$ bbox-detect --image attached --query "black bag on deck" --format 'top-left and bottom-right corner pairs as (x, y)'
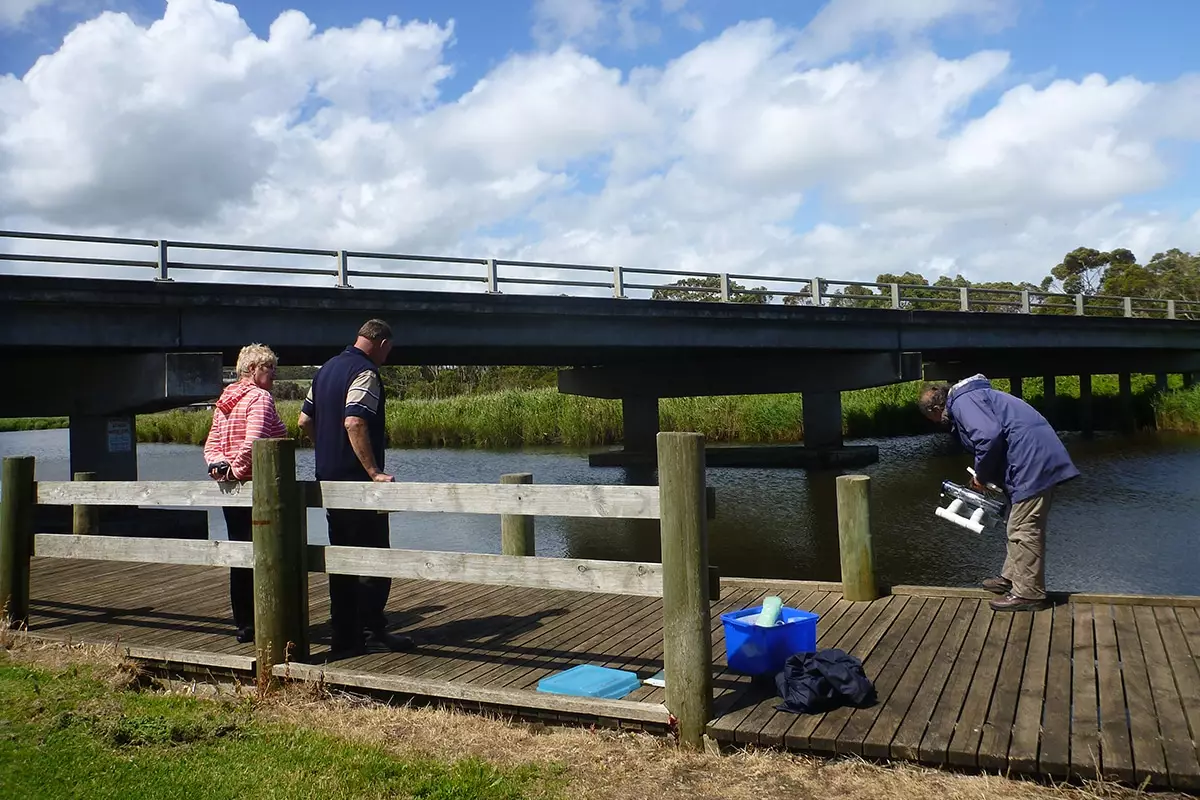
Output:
(774, 648), (877, 714)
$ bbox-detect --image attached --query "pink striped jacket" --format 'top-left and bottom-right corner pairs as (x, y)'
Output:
(202, 380), (286, 480)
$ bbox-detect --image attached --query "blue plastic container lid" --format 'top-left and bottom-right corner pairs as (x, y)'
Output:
(536, 664), (641, 700)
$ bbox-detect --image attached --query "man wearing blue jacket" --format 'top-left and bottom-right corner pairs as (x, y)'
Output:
(919, 375), (1080, 611)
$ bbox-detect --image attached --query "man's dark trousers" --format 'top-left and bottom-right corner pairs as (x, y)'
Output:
(327, 508), (392, 651)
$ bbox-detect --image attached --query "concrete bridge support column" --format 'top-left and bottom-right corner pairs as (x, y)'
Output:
(1119, 373), (1135, 433)
(1079, 374), (1094, 438)
(1042, 376), (1057, 428)
(1185, 373), (1196, 389)
(1009, 377), (1024, 401)
(68, 414), (138, 481)
(621, 397), (660, 456)
(802, 391), (843, 449)
(1156, 373), (1170, 394)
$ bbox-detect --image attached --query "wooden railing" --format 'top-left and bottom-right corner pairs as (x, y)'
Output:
(0, 434), (717, 747)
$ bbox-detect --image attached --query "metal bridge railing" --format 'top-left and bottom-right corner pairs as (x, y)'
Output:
(2, 228), (1197, 320)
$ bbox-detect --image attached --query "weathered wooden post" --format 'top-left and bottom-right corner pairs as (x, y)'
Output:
(656, 432), (712, 749)
(836, 474), (877, 602)
(251, 438), (308, 679)
(500, 473), (534, 557)
(72, 472), (98, 535)
(0, 456), (36, 628)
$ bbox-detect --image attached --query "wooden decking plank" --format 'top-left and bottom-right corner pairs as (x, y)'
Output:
(1069, 605), (1100, 780)
(401, 585), (602, 681)
(977, 610), (1034, 771)
(946, 610), (1012, 767)
(645, 585), (768, 704)
(1093, 604), (1135, 784)
(840, 598), (946, 756)
(1176, 607), (1200, 659)
(379, 584), (598, 679)
(1007, 605), (1053, 774)
(342, 581), (556, 675)
(858, 598), (961, 759)
(1154, 606), (1200, 790)
(740, 594), (870, 746)
(807, 597), (925, 754)
(890, 599), (979, 762)
(703, 588), (818, 737)
(918, 602), (994, 765)
(727, 591), (843, 744)
(782, 595), (906, 751)
(1037, 604), (1073, 778)
(1112, 604), (1168, 786)
(1134, 605), (1200, 791)
(491, 593), (653, 690)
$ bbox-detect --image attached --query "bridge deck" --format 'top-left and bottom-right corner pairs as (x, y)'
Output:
(23, 557), (1200, 792)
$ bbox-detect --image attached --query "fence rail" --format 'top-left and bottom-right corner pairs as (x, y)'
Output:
(3, 229), (1198, 320)
(1, 436), (717, 747)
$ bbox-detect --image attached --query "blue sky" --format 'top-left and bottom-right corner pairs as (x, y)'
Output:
(2, 0), (1198, 285)
(6, 1), (1199, 91)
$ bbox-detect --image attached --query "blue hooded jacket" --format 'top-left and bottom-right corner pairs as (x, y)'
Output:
(945, 375), (1080, 504)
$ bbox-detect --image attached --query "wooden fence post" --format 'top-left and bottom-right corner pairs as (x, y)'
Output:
(500, 473), (535, 556)
(0, 456), (36, 628)
(251, 438), (308, 678)
(836, 474), (877, 601)
(72, 472), (98, 535)
(656, 432), (712, 749)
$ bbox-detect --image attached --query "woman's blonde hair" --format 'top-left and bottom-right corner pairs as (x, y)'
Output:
(236, 343), (278, 376)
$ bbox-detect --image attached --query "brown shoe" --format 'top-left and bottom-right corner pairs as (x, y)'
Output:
(989, 593), (1049, 612)
(981, 576), (1012, 595)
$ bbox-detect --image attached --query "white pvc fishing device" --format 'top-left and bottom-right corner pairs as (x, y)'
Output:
(934, 468), (1008, 534)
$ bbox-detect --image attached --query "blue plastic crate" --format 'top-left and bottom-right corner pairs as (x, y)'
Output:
(536, 664), (641, 699)
(721, 605), (819, 675)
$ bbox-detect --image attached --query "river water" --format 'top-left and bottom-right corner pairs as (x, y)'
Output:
(2, 429), (1198, 596)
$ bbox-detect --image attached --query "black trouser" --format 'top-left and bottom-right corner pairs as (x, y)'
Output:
(223, 506), (254, 632)
(327, 509), (392, 650)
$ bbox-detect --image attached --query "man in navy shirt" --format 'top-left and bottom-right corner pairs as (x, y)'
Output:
(300, 319), (412, 655)
(919, 375), (1080, 612)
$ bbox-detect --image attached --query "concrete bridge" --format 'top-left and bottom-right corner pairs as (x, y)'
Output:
(3, 229), (1200, 481)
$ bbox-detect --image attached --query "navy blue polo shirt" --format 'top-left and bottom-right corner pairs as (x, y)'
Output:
(302, 346), (386, 482)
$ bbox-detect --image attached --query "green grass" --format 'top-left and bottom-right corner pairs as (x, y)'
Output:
(5, 376), (1198, 448)
(1155, 383), (1200, 434)
(0, 659), (558, 800)
(0, 416), (68, 432)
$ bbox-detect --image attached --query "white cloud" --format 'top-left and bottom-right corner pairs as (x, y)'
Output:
(795, 0), (1017, 64)
(0, 0), (55, 29)
(2, 0), (1199, 295)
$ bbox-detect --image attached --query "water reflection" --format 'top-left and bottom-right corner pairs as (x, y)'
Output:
(2, 428), (1197, 595)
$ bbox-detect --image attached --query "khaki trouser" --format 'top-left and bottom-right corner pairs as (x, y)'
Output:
(1002, 490), (1053, 600)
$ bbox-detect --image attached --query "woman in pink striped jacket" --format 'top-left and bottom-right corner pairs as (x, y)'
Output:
(203, 343), (287, 643)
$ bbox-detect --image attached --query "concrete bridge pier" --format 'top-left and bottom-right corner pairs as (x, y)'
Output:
(562, 351), (922, 469)
(801, 390), (844, 449)
(1079, 374), (1094, 437)
(68, 414), (138, 480)
(1186, 373), (1196, 389)
(1118, 372), (1135, 432)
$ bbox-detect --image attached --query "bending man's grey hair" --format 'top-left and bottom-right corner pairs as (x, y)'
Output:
(918, 382), (951, 415)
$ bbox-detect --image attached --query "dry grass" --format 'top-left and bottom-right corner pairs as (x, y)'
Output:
(2, 636), (1181, 800)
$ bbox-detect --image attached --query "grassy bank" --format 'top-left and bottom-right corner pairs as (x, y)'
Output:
(0, 639), (1166, 800)
(7, 377), (1199, 447)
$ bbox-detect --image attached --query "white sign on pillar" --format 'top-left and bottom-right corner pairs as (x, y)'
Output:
(106, 418), (132, 453)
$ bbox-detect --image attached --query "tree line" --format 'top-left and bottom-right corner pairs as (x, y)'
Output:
(650, 247), (1200, 318)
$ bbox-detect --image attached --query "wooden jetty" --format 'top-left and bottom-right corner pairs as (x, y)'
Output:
(3, 440), (1199, 792)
